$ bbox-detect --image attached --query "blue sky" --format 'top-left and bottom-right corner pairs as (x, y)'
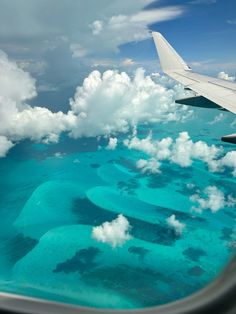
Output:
(121, 0), (236, 74)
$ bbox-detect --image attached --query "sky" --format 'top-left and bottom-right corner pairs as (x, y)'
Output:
(0, 0), (236, 157)
(0, 0), (235, 92)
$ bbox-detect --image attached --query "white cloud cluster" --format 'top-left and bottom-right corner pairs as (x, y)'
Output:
(137, 158), (161, 174)
(0, 50), (76, 156)
(217, 71), (235, 82)
(218, 151), (236, 177)
(106, 137), (118, 150)
(86, 6), (184, 55)
(0, 50), (192, 157)
(0, 0), (187, 65)
(190, 186), (236, 213)
(92, 214), (131, 248)
(166, 215), (185, 235)
(69, 68), (191, 138)
(124, 132), (236, 176)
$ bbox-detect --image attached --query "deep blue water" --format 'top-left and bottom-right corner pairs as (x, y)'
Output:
(0, 115), (235, 309)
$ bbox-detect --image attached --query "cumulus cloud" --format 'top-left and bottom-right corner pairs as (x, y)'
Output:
(219, 151), (236, 177)
(69, 68), (191, 138)
(106, 137), (118, 150)
(125, 131), (221, 168)
(90, 20), (104, 35)
(166, 215), (185, 235)
(137, 158), (161, 174)
(1, 49), (193, 157)
(124, 131), (236, 177)
(0, 50), (36, 104)
(0, 50), (76, 156)
(92, 214), (132, 248)
(190, 186), (236, 213)
(0, 136), (14, 157)
(217, 71), (235, 82)
(190, 186), (224, 213)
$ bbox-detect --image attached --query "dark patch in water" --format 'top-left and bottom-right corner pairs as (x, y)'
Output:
(146, 166), (192, 189)
(53, 247), (101, 274)
(117, 179), (139, 195)
(72, 198), (117, 225)
(90, 163), (100, 169)
(128, 246), (150, 262)
(188, 266), (205, 276)
(115, 157), (138, 172)
(224, 210), (236, 219)
(183, 248), (207, 262)
(131, 219), (178, 246)
(82, 264), (197, 307)
(82, 264), (170, 307)
(220, 227), (233, 241)
(176, 183), (198, 197)
(4, 233), (38, 264)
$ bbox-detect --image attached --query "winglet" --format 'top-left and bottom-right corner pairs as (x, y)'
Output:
(152, 32), (191, 73)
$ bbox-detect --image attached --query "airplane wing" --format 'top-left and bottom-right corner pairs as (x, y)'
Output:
(152, 32), (236, 144)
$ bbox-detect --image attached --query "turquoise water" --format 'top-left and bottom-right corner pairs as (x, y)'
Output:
(0, 116), (235, 309)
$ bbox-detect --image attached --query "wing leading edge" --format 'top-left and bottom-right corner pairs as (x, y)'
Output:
(152, 32), (236, 144)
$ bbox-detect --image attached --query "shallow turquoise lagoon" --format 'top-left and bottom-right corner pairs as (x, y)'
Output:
(0, 124), (235, 309)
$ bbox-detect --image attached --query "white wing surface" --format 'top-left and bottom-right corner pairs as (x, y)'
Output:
(152, 32), (236, 144)
(152, 32), (236, 115)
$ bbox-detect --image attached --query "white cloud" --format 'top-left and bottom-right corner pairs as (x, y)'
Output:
(86, 6), (184, 55)
(170, 132), (221, 168)
(190, 186), (235, 213)
(69, 68), (191, 138)
(121, 58), (135, 67)
(219, 151), (236, 177)
(0, 50), (76, 156)
(106, 137), (118, 150)
(0, 1), (185, 60)
(92, 214), (132, 248)
(208, 113), (226, 125)
(0, 50), (192, 157)
(217, 71), (235, 82)
(136, 158), (161, 174)
(166, 215), (185, 235)
(0, 136), (14, 157)
(125, 131), (222, 171)
(70, 43), (88, 58)
(90, 20), (104, 35)
(0, 50), (36, 104)
(125, 131), (236, 177)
